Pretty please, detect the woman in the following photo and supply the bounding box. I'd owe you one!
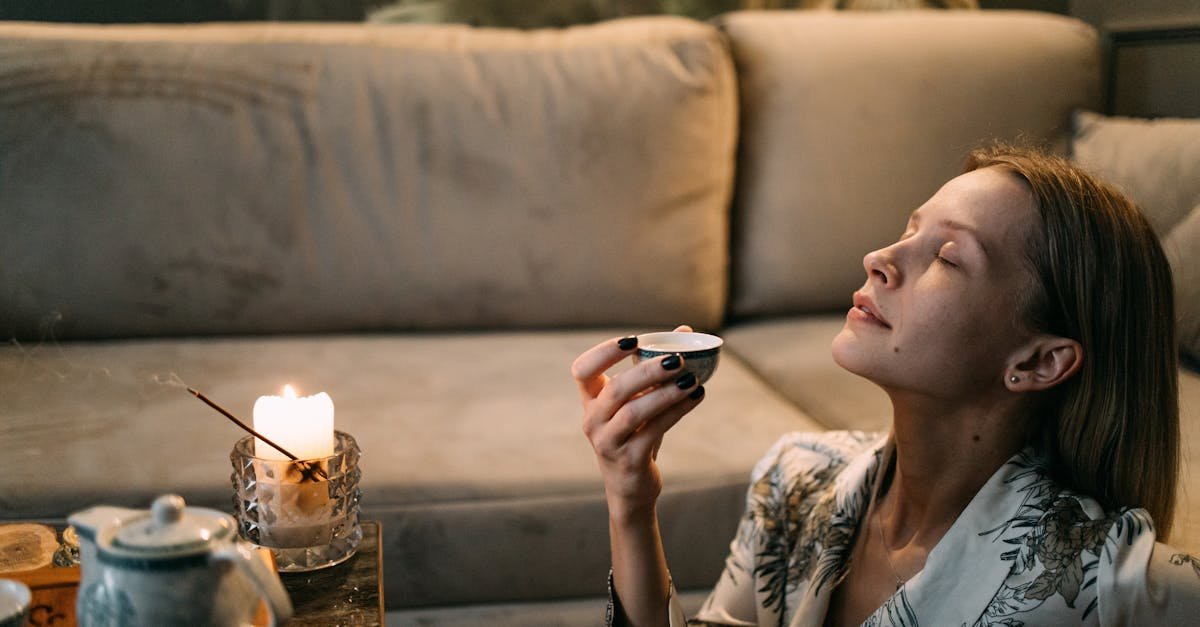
[572,145,1199,626]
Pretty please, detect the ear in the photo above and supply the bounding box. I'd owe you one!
[1005,335,1083,392]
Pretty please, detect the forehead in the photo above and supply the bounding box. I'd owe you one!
[915,166,1036,255]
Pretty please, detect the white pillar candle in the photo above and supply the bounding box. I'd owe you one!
[252,385,335,460]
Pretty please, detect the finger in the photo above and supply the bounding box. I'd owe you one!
[639,385,704,443]
[581,354,681,440]
[571,334,640,399]
[621,386,705,461]
[590,352,687,423]
[599,370,700,448]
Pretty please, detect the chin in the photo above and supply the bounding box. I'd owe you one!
[831,326,896,392]
[831,327,868,376]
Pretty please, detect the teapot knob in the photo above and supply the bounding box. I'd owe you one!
[151,494,186,528]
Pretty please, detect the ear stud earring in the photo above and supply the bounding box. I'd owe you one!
[1009,375,1020,384]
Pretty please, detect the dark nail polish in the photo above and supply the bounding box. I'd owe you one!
[617,336,637,351]
[661,355,682,370]
[689,385,705,400]
[675,372,697,389]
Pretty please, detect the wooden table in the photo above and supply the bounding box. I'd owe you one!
[0,520,384,627]
[280,520,385,626]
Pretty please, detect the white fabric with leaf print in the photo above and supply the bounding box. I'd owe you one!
[613,430,1200,626]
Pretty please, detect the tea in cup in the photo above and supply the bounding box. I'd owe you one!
[633,331,723,384]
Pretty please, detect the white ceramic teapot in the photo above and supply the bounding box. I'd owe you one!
[68,494,293,627]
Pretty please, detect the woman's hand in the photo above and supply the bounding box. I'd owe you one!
[573,326,705,626]
[572,326,706,518]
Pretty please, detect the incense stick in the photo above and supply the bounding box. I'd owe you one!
[187,386,329,481]
[187,387,298,460]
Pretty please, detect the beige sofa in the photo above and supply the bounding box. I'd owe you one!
[1,10,1196,623]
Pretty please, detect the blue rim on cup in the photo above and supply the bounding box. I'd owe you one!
[633,331,723,384]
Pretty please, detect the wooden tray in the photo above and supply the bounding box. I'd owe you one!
[0,523,80,627]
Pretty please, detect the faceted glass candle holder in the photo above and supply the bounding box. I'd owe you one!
[230,431,362,572]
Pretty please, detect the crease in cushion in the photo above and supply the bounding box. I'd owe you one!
[1071,110,1200,236]
[1165,206,1200,360]
[0,17,737,340]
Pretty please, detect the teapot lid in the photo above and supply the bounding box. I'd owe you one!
[110,495,235,554]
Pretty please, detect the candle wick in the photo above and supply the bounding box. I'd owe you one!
[187,387,329,481]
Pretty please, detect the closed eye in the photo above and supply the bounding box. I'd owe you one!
[931,245,960,266]
[935,241,961,269]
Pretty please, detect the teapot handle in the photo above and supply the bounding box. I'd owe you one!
[211,543,294,627]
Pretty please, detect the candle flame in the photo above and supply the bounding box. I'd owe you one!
[283,384,297,399]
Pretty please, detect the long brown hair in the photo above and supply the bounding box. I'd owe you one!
[965,144,1180,539]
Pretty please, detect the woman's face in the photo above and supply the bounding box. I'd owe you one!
[831,166,1040,399]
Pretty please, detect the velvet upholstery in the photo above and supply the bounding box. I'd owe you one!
[0,331,820,605]
[1167,209,1200,358]
[1071,111,1200,236]
[1070,111,1200,360]
[5,12,1185,624]
[0,18,735,340]
[718,11,1100,318]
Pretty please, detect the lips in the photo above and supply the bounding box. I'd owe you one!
[851,292,892,329]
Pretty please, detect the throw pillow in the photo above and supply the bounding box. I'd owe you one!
[1071,110,1200,361]
[1071,110,1200,236]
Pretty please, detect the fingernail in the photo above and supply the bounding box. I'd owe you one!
[662,355,682,370]
[675,372,697,389]
[617,336,637,351]
[689,385,705,400]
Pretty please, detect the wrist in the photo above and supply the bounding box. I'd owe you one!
[607,497,657,529]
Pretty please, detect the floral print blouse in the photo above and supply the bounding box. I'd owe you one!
[608,431,1200,626]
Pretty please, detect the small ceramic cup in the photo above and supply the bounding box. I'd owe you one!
[0,579,31,627]
[633,331,723,384]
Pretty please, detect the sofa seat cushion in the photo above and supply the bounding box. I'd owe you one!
[0,17,736,340]
[0,329,821,607]
[724,315,1200,555]
[724,315,891,433]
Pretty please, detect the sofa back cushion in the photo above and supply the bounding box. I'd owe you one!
[719,10,1101,318]
[0,18,736,339]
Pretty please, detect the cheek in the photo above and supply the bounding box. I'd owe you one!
[893,298,961,351]
[900,296,1019,369]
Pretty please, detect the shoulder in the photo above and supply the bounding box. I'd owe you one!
[1094,507,1200,623]
[1023,482,1200,622]
[978,456,1200,622]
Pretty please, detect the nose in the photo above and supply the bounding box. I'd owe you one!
[863,246,899,287]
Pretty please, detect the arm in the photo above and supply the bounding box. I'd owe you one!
[572,328,705,627]
[609,504,672,626]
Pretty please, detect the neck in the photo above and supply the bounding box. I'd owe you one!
[877,391,1032,551]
